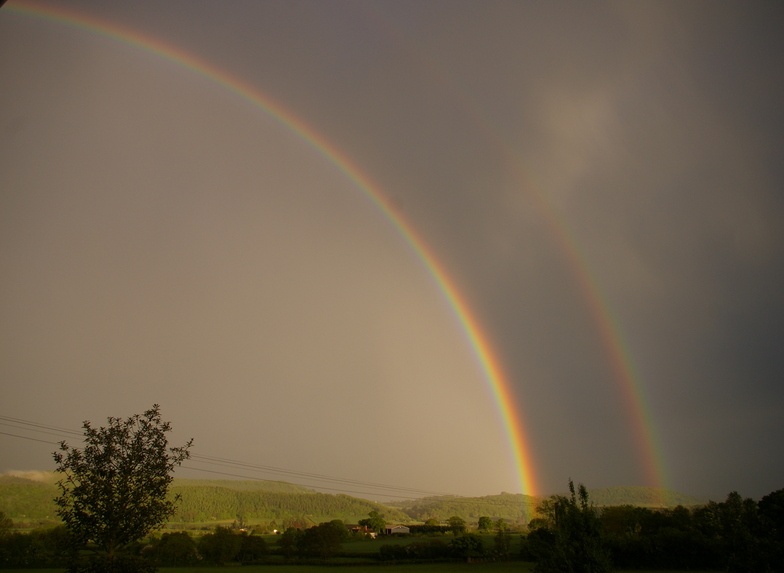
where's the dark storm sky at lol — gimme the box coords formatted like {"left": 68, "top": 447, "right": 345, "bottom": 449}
{"left": 1, "top": 0, "right": 782, "bottom": 501}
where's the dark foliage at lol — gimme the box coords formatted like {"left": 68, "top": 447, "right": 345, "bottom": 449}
{"left": 449, "top": 532, "right": 485, "bottom": 559}
{"left": 478, "top": 515, "right": 493, "bottom": 531}
{"left": 145, "top": 532, "right": 197, "bottom": 566}
{"left": 0, "top": 526, "right": 70, "bottom": 568}
{"left": 357, "top": 511, "right": 385, "bottom": 532}
{"left": 275, "top": 527, "right": 301, "bottom": 559}
{"left": 52, "top": 406, "right": 191, "bottom": 573}
{"left": 494, "top": 526, "right": 512, "bottom": 558}
{"left": 446, "top": 515, "right": 467, "bottom": 534}
{"left": 296, "top": 521, "right": 346, "bottom": 559}
{"left": 196, "top": 526, "right": 242, "bottom": 564}
{"left": 236, "top": 532, "right": 267, "bottom": 562}
{"left": 408, "top": 523, "right": 452, "bottom": 534}
{"left": 538, "top": 480, "right": 612, "bottom": 573}
{"left": 523, "top": 485, "right": 784, "bottom": 572}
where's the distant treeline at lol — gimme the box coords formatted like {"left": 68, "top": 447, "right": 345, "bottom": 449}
{"left": 0, "top": 475, "right": 708, "bottom": 526}
{"left": 169, "top": 487, "right": 409, "bottom": 523}
{"left": 523, "top": 486, "right": 784, "bottom": 572}
{"left": 0, "top": 477, "right": 408, "bottom": 525}
{"left": 583, "top": 485, "right": 706, "bottom": 507}
{"left": 2, "top": 485, "right": 783, "bottom": 571}
{"left": 389, "top": 493, "right": 538, "bottom": 524}
{"left": 387, "top": 487, "right": 706, "bottom": 525}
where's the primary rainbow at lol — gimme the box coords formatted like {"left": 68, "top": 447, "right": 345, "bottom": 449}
{"left": 6, "top": 1, "right": 539, "bottom": 495}
{"left": 362, "top": 8, "right": 668, "bottom": 496}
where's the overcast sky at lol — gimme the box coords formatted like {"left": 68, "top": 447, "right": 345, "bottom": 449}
{"left": 1, "top": 0, "right": 782, "bottom": 502}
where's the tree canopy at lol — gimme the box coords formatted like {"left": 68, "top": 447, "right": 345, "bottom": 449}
{"left": 358, "top": 510, "right": 386, "bottom": 532}
{"left": 53, "top": 405, "right": 192, "bottom": 572}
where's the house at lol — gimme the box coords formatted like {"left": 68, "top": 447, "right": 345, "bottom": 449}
{"left": 350, "top": 525, "right": 377, "bottom": 538}
{"left": 384, "top": 525, "right": 410, "bottom": 535}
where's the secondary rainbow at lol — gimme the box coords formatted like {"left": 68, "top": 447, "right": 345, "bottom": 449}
{"left": 354, "top": 7, "right": 668, "bottom": 494}
{"left": 6, "top": 1, "right": 539, "bottom": 496}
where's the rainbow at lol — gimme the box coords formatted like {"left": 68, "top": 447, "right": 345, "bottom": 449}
{"left": 5, "top": 1, "right": 540, "bottom": 495}
{"left": 443, "top": 74, "right": 670, "bottom": 497}
{"left": 362, "top": 6, "right": 668, "bottom": 494}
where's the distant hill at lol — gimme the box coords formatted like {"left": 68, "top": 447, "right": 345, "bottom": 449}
{"left": 388, "top": 487, "right": 707, "bottom": 524}
{"left": 169, "top": 485, "right": 408, "bottom": 524}
{"left": 0, "top": 474, "right": 407, "bottom": 524}
{"left": 0, "top": 475, "right": 58, "bottom": 519}
{"left": 583, "top": 486, "right": 707, "bottom": 508}
{"left": 0, "top": 471, "right": 58, "bottom": 485}
{"left": 388, "top": 492, "right": 539, "bottom": 524}
{"left": 172, "top": 478, "right": 313, "bottom": 493}
{"left": 0, "top": 474, "right": 707, "bottom": 525}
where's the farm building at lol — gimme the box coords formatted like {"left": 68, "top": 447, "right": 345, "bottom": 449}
{"left": 385, "top": 525, "right": 410, "bottom": 535}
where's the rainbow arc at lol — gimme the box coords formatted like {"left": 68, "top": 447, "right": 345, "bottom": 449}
{"left": 5, "top": 0, "right": 669, "bottom": 497}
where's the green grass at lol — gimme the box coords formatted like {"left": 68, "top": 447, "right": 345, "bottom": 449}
{"left": 0, "top": 567, "right": 722, "bottom": 573}
{"left": 0, "top": 567, "right": 531, "bottom": 573}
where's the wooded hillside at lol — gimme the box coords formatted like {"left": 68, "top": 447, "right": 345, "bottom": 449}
{"left": 169, "top": 486, "right": 408, "bottom": 523}
{"left": 0, "top": 474, "right": 407, "bottom": 523}
{"left": 388, "top": 492, "right": 538, "bottom": 524}
{"left": 0, "top": 473, "right": 707, "bottom": 525}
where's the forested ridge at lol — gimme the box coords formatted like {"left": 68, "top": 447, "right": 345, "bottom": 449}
{"left": 581, "top": 485, "right": 706, "bottom": 507}
{"left": 170, "top": 487, "right": 408, "bottom": 523}
{"left": 172, "top": 479, "right": 312, "bottom": 493}
{"left": 386, "top": 487, "right": 705, "bottom": 524}
{"left": 388, "top": 493, "right": 538, "bottom": 523}
{"left": 0, "top": 473, "right": 707, "bottom": 524}
{"left": 0, "top": 475, "right": 407, "bottom": 523}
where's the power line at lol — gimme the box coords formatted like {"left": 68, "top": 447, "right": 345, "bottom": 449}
{"left": 0, "top": 416, "right": 83, "bottom": 439}
{"left": 0, "top": 413, "right": 451, "bottom": 500}
{"left": 189, "top": 452, "right": 453, "bottom": 497}
{"left": 0, "top": 430, "right": 59, "bottom": 445}
{"left": 178, "top": 463, "right": 433, "bottom": 500}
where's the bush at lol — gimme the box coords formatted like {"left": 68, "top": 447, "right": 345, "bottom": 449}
{"left": 197, "top": 526, "right": 242, "bottom": 564}
{"left": 147, "top": 532, "right": 198, "bottom": 566}
{"left": 450, "top": 533, "right": 485, "bottom": 559}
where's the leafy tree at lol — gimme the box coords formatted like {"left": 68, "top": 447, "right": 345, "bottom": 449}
{"left": 277, "top": 527, "right": 302, "bottom": 559}
{"left": 494, "top": 525, "right": 512, "bottom": 558}
{"left": 758, "top": 488, "right": 784, "bottom": 570}
{"left": 535, "top": 479, "right": 612, "bottom": 573}
{"left": 328, "top": 519, "right": 349, "bottom": 540}
{"left": 718, "top": 491, "right": 768, "bottom": 573}
{"left": 52, "top": 405, "right": 192, "bottom": 573}
{"left": 297, "top": 521, "right": 344, "bottom": 559}
{"left": 147, "top": 532, "right": 197, "bottom": 566}
{"left": 450, "top": 532, "right": 484, "bottom": 559}
{"left": 236, "top": 532, "right": 267, "bottom": 563}
{"left": 0, "top": 525, "right": 70, "bottom": 568}
{"left": 477, "top": 516, "right": 493, "bottom": 531}
{"left": 197, "top": 527, "right": 242, "bottom": 564}
{"left": 447, "top": 515, "right": 467, "bottom": 535}
{"left": 358, "top": 510, "right": 386, "bottom": 533}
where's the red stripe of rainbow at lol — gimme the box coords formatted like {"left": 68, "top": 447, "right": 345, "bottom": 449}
{"left": 5, "top": 0, "right": 539, "bottom": 496}
{"left": 345, "top": 8, "right": 668, "bottom": 495}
